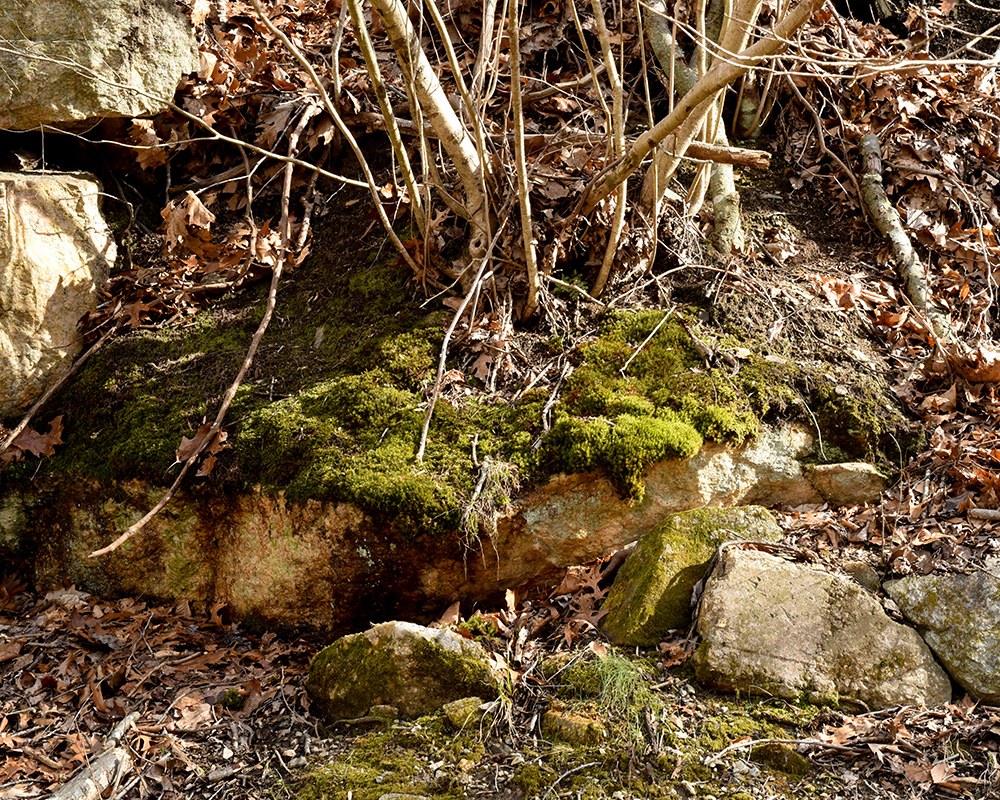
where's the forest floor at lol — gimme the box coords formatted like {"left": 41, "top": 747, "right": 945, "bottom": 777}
{"left": 3, "top": 2, "right": 1000, "bottom": 799}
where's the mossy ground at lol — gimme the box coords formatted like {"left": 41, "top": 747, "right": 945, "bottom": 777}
{"left": 2, "top": 190, "right": 917, "bottom": 539}
{"left": 295, "top": 648, "right": 832, "bottom": 800}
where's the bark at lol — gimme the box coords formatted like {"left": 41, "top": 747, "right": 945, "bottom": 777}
{"left": 859, "top": 133, "right": 950, "bottom": 339}
{"left": 509, "top": 0, "right": 539, "bottom": 317}
{"left": 371, "top": 0, "right": 490, "bottom": 267}
{"left": 579, "top": 0, "right": 827, "bottom": 217}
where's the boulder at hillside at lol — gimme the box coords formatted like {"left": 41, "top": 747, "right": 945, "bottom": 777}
{"left": 885, "top": 566, "right": 1000, "bottom": 702}
{"left": 693, "top": 549, "right": 951, "bottom": 709}
{"left": 601, "top": 506, "right": 781, "bottom": 646}
{"left": 0, "top": 0, "right": 199, "bottom": 130}
{"left": 0, "top": 171, "right": 116, "bottom": 418}
{"left": 305, "top": 622, "right": 498, "bottom": 721}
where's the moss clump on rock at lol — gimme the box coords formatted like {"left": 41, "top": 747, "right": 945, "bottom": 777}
{"left": 305, "top": 621, "right": 498, "bottom": 722}
{"left": 601, "top": 506, "right": 782, "bottom": 646}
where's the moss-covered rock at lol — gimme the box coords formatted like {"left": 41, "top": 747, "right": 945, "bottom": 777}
{"left": 542, "top": 708, "right": 608, "bottom": 744}
{"left": 305, "top": 621, "right": 499, "bottom": 721}
{"left": 600, "top": 506, "right": 781, "bottom": 646}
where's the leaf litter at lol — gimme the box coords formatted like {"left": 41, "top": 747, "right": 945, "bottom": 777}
{"left": 4, "top": 1, "right": 1000, "bottom": 798}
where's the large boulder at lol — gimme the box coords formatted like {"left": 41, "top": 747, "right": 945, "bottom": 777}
{"left": 305, "top": 621, "right": 499, "bottom": 721}
{"left": 885, "top": 566, "right": 1000, "bottom": 702}
{"left": 601, "top": 506, "right": 781, "bottom": 646}
{"left": 0, "top": 0, "right": 199, "bottom": 130}
{"left": 693, "top": 549, "right": 952, "bottom": 709}
{"left": 0, "top": 171, "right": 116, "bottom": 418}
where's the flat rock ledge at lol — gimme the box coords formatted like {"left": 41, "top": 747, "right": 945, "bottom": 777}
{"left": 886, "top": 565, "right": 1000, "bottom": 703}
{"left": 0, "top": 425, "right": 891, "bottom": 632}
{"left": 693, "top": 549, "right": 952, "bottom": 709}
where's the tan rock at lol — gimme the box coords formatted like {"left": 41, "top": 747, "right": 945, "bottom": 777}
{"left": 541, "top": 709, "right": 608, "bottom": 744}
{"left": 0, "top": 0, "right": 199, "bottom": 130}
{"left": 693, "top": 549, "right": 951, "bottom": 709}
{"left": 0, "top": 171, "right": 115, "bottom": 418}
{"left": 807, "top": 462, "right": 887, "bottom": 506}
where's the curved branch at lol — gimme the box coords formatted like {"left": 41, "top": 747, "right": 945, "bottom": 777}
{"left": 578, "top": 0, "right": 827, "bottom": 216}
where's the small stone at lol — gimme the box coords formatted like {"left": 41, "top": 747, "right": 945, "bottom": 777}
{"left": 541, "top": 709, "right": 608, "bottom": 744}
{"left": 282, "top": 749, "right": 296, "bottom": 758}
{"left": 808, "top": 463, "right": 887, "bottom": 506}
{"left": 379, "top": 795, "right": 428, "bottom": 800}
{"left": 750, "top": 742, "right": 812, "bottom": 776}
{"left": 288, "top": 756, "right": 307, "bottom": 768}
{"left": 442, "top": 696, "right": 484, "bottom": 729}
{"left": 842, "top": 561, "right": 880, "bottom": 592}
{"left": 370, "top": 705, "right": 399, "bottom": 720}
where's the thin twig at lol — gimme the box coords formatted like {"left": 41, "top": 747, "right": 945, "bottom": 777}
{"left": 620, "top": 306, "right": 676, "bottom": 375}
{"left": 416, "top": 209, "right": 512, "bottom": 462}
{"left": 2, "top": 324, "right": 119, "bottom": 458}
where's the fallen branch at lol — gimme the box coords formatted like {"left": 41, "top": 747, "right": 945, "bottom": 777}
{"left": 45, "top": 713, "right": 139, "bottom": 800}
{"left": 858, "top": 133, "right": 950, "bottom": 340}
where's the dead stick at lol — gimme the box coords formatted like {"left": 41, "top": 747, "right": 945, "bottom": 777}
{"left": 2, "top": 324, "right": 118, "bottom": 457}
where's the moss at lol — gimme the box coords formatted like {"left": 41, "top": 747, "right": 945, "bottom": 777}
{"left": 750, "top": 742, "right": 812, "bottom": 776}
{"left": 5, "top": 221, "right": 911, "bottom": 545}
{"left": 601, "top": 507, "right": 781, "bottom": 645}
{"left": 220, "top": 688, "right": 245, "bottom": 711}
{"left": 305, "top": 626, "right": 497, "bottom": 721}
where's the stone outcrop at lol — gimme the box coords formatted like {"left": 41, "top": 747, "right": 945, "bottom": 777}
{"left": 0, "top": 171, "right": 116, "bottom": 418}
{"left": 0, "top": 0, "right": 199, "bottom": 130}
{"left": 885, "top": 566, "right": 1000, "bottom": 702}
{"left": 601, "top": 506, "right": 782, "bottom": 646}
{"left": 305, "top": 622, "right": 498, "bottom": 721}
{"left": 0, "top": 426, "right": 890, "bottom": 632}
{"left": 693, "top": 549, "right": 952, "bottom": 709}
{"left": 807, "top": 462, "right": 887, "bottom": 506}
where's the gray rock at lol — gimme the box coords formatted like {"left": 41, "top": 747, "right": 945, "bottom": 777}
{"left": 808, "top": 463, "right": 888, "bottom": 506}
{"left": 0, "top": 0, "right": 199, "bottom": 130}
{"left": 601, "top": 506, "right": 781, "bottom": 646}
{"left": 842, "top": 560, "right": 881, "bottom": 592}
{"left": 693, "top": 549, "right": 951, "bottom": 709}
{"left": 0, "top": 171, "right": 116, "bottom": 418}
{"left": 885, "top": 565, "right": 1000, "bottom": 702}
{"left": 305, "top": 622, "right": 498, "bottom": 721}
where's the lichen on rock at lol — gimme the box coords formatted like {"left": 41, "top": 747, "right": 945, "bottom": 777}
{"left": 305, "top": 621, "right": 499, "bottom": 721}
{"left": 885, "top": 564, "right": 1000, "bottom": 703}
{"left": 692, "top": 548, "right": 952, "bottom": 709}
{"left": 601, "top": 506, "right": 782, "bottom": 646}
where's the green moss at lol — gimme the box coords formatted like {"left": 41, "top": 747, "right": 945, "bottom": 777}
{"left": 6, "top": 225, "right": 911, "bottom": 544}
{"left": 305, "top": 626, "right": 497, "bottom": 721}
{"left": 601, "top": 507, "right": 781, "bottom": 645}
{"left": 220, "top": 688, "right": 245, "bottom": 711}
